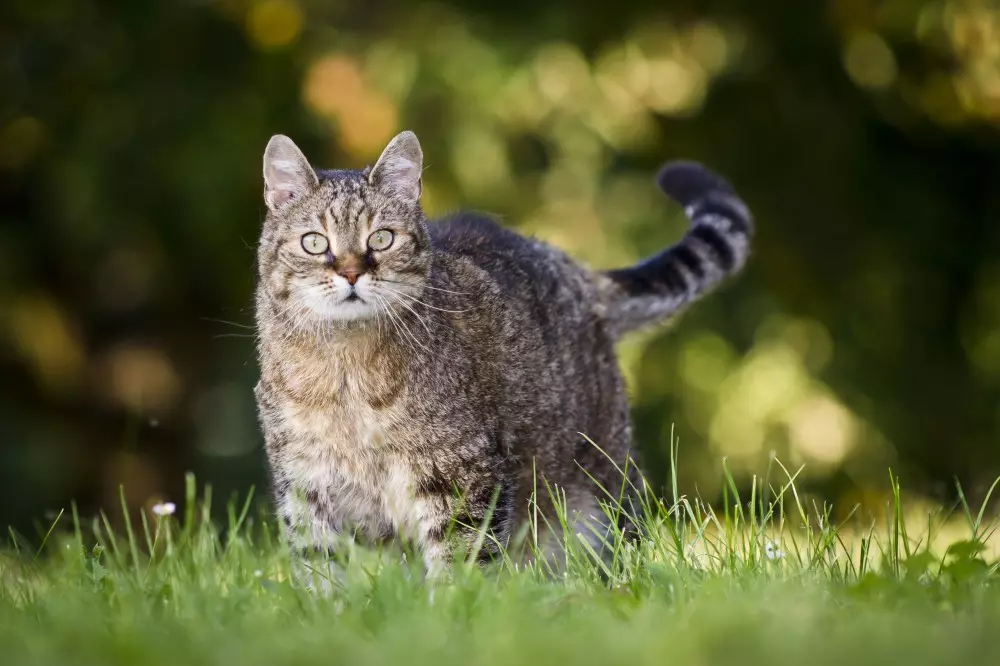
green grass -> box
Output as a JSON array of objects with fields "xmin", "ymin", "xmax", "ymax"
[{"xmin": 2, "ymin": 460, "xmax": 1000, "ymax": 666}]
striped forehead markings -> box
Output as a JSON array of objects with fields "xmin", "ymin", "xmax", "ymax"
[{"xmin": 354, "ymin": 200, "xmax": 369, "ymax": 228}]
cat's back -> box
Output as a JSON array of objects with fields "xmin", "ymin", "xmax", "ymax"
[
  {"xmin": 427, "ymin": 212, "xmax": 632, "ymax": 526},
  {"xmin": 428, "ymin": 212, "xmax": 594, "ymax": 310},
  {"xmin": 427, "ymin": 211, "xmax": 617, "ymax": 420}
]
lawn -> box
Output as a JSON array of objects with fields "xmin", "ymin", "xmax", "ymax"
[{"xmin": 2, "ymin": 463, "xmax": 999, "ymax": 666}]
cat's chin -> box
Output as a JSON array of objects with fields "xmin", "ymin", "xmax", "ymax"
[
  {"xmin": 303, "ymin": 296, "xmax": 378, "ymax": 323},
  {"xmin": 323, "ymin": 300, "xmax": 379, "ymax": 322}
]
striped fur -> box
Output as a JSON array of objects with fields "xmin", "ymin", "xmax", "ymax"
[{"xmin": 600, "ymin": 161, "xmax": 752, "ymax": 336}]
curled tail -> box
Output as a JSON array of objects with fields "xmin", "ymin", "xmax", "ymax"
[{"xmin": 600, "ymin": 161, "xmax": 753, "ymax": 336}]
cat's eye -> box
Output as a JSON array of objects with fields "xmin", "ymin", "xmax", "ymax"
[
  {"xmin": 301, "ymin": 233, "xmax": 329, "ymax": 255},
  {"xmin": 367, "ymin": 229, "xmax": 395, "ymax": 251}
]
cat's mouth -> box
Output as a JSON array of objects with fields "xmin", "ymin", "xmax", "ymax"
[{"xmin": 299, "ymin": 282, "xmax": 375, "ymax": 321}]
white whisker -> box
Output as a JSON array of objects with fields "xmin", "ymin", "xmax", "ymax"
[
  {"xmin": 202, "ymin": 317, "xmax": 256, "ymax": 330},
  {"xmin": 378, "ymin": 289, "xmax": 433, "ymax": 337},
  {"xmin": 378, "ymin": 294, "xmax": 428, "ymax": 356},
  {"xmin": 378, "ymin": 284, "xmax": 474, "ymax": 314},
  {"xmin": 380, "ymin": 279, "xmax": 470, "ymax": 296}
]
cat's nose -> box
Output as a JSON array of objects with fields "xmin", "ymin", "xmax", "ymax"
[{"xmin": 338, "ymin": 267, "xmax": 361, "ymax": 285}]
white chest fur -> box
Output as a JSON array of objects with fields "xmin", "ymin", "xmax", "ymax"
[{"xmin": 276, "ymin": 395, "xmax": 421, "ymax": 545}]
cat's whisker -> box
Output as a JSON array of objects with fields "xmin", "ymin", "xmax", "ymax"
[
  {"xmin": 392, "ymin": 312, "xmax": 432, "ymax": 355},
  {"xmin": 213, "ymin": 333, "xmax": 257, "ymax": 339},
  {"xmin": 377, "ymin": 294, "xmax": 427, "ymax": 356},
  {"xmin": 201, "ymin": 317, "xmax": 256, "ymax": 330},
  {"xmin": 272, "ymin": 299, "xmax": 318, "ymax": 340},
  {"xmin": 380, "ymin": 294, "xmax": 433, "ymax": 355},
  {"xmin": 379, "ymin": 279, "xmax": 470, "ymax": 296},
  {"xmin": 375, "ymin": 295, "xmax": 398, "ymax": 345},
  {"xmin": 378, "ymin": 284, "xmax": 474, "ymax": 314},
  {"xmin": 372, "ymin": 293, "xmax": 385, "ymax": 341},
  {"xmin": 375, "ymin": 296, "xmax": 402, "ymax": 347},
  {"xmin": 377, "ymin": 289, "xmax": 434, "ymax": 338},
  {"xmin": 374, "ymin": 295, "xmax": 397, "ymax": 338},
  {"xmin": 377, "ymin": 288, "xmax": 465, "ymax": 343}
]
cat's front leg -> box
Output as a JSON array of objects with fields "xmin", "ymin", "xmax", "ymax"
[
  {"xmin": 416, "ymin": 476, "xmax": 514, "ymax": 578},
  {"xmin": 276, "ymin": 485, "xmax": 346, "ymax": 593}
]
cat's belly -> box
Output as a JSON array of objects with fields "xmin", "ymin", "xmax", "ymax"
[{"xmin": 275, "ymin": 398, "xmax": 421, "ymax": 545}]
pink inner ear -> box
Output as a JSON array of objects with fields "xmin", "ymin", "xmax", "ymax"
[{"xmin": 266, "ymin": 187, "xmax": 295, "ymax": 209}]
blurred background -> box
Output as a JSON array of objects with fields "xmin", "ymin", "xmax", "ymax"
[{"xmin": 3, "ymin": 0, "xmax": 1000, "ymax": 536}]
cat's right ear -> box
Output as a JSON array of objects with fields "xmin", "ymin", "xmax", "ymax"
[{"xmin": 263, "ymin": 135, "xmax": 318, "ymax": 212}]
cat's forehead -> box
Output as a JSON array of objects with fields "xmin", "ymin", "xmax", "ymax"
[
  {"xmin": 316, "ymin": 169, "xmax": 407, "ymax": 224},
  {"xmin": 289, "ymin": 170, "xmax": 367, "ymax": 222},
  {"xmin": 318, "ymin": 168, "xmax": 367, "ymax": 190},
  {"xmin": 315, "ymin": 169, "xmax": 367, "ymax": 205},
  {"xmin": 269, "ymin": 166, "xmax": 407, "ymax": 233},
  {"xmin": 321, "ymin": 175, "xmax": 374, "ymax": 224}
]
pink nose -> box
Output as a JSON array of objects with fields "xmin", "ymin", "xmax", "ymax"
[{"xmin": 338, "ymin": 268, "xmax": 360, "ymax": 285}]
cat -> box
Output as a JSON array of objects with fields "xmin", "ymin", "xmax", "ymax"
[{"xmin": 253, "ymin": 130, "xmax": 751, "ymax": 578}]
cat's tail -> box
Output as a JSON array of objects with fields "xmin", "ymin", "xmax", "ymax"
[{"xmin": 598, "ymin": 161, "xmax": 752, "ymax": 337}]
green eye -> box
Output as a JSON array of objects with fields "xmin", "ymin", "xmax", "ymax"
[
  {"xmin": 301, "ymin": 233, "xmax": 329, "ymax": 255},
  {"xmin": 367, "ymin": 229, "xmax": 395, "ymax": 251}
]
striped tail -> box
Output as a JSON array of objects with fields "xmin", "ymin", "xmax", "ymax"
[{"xmin": 600, "ymin": 161, "xmax": 752, "ymax": 337}]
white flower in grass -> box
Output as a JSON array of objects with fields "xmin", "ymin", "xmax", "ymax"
[
  {"xmin": 764, "ymin": 540, "xmax": 784, "ymax": 560},
  {"xmin": 152, "ymin": 502, "xmax": 176, "ymax": 517},
  {"xmin": 684, "ymin": 544, "xmax": 704, "ymax": 569}
]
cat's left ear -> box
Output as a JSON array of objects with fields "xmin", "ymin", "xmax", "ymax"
[
  {"xmin": 369, "ymin": 130, "xmax": 422, "ymax": 203},
  {"xmin": 263, "ymin": 135, "xmax": 318, "ymax": 212}
]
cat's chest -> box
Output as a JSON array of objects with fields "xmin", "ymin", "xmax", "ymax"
[
  {"xmin": 281, "ymin": 394, "xmax": 399, "ymax": 483},
  {"xmin": 278, "ymin": 396, "xmax": 417, "ymax": 534}
]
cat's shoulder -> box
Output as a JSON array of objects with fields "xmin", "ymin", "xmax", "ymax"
[
  {"xmin": 428, "ymin": 211, "xmax": 529, "ymax": 253},
  {"xmin": 427, "ymin": 211, "xmax": 570, "ymax": 270}
]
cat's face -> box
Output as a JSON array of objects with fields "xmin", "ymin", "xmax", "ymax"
[{"xmin": 257, "ymin": 132, "xmax": 430, "ymax": 328}]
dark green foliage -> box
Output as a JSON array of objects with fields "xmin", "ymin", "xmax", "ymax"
[{"xmin": 2, "ymin": 0, "xmax": 1000, "ymax": 535}]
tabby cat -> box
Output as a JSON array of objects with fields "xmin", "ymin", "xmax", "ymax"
[{"xmin": 254, "ymin": 131, "xmax": 751, "ymax": 576}]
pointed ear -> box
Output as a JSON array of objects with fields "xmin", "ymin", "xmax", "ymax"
[
  {"xmin": 263, "ymin": 135, "xmax": 318, "ymax": 211},
  {"xmin": 368, "ymin": 131, "xmax": 423, "ymax": 203}
]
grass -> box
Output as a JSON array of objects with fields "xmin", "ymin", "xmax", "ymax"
[{"xmin": 2, "ymin": 455, "xmax": 1000, "ymax": 666}]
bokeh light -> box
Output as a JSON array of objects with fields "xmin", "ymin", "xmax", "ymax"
[
  {"xmin": 2, "ymin": 0, "xmax": 999, "ymax": 534},
  {"xmin": 246, "ymin": 0, "xmax": 303, "ymax": 51}
]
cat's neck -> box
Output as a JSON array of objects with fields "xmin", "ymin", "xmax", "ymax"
[{"xmin": 258, "ymin": 305, "xmax": 420, "ymax": 408}]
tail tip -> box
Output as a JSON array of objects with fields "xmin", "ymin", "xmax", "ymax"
[{"xmin": 656, "ymin": 161, "xmax": 735, "ymax": 207}]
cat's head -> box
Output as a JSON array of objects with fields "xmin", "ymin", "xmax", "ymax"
[{"xmin": 256, "ymin": 131, "xmax": 430, "ymax": 327}]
